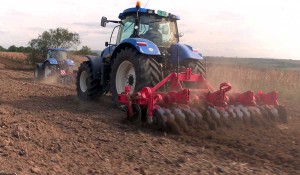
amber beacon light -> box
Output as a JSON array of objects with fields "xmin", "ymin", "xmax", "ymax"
[{"xmin": 136, "ymin": 1, "xmax": 141, "ymax": 8}]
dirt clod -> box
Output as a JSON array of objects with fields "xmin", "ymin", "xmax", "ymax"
[{"xmin": 30, "ymin": 167, "xmax": 41, "ymax": 174}]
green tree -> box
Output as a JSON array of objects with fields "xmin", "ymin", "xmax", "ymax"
[
  {"xmin": 77, "ymin": 45, "xmax": 98, "ymax": 56},
  {"xmin": 18, "ymin": 46, "xmax": 25, "ymax": 52},
  {"xmin": 8, "ymin": 45, "xmax": 17, "ymax": 52},
  {"xmin": 0, "ymin": 46, "xmax": 6, "ymax": 51},
  {"xmin": 24, "ymin": 46, "xmax": 33, "ymax": 53},
  {"xmin": 27, "ymin": 49, "xmax": 43, "ymax": 64},
  {"xmin": 28, "ymin": 28, "xmax": 80, "ymax": 64}
]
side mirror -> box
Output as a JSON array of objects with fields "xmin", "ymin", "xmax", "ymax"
[
  {"xmin": 178, "ymin": 32, "xmax": 184, "ymax": 37},
  {"xmin": 101, "ymin": 16, "xmax": 108, "ymax": 27},
  {"xmin": 105, "ymin": 42, "xmax": 109, "ymax": 47}
]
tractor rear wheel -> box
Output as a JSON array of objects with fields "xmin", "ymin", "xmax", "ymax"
[
  {"xmin": 181, "ymin": 59, "xmax": 206, "ymax": 88},
  {"xmin": 181, "ymin": 59, "xmax": 206, "ymax": 76},
  {"xmin": 76, "ymin": 61, "xmax": 102, "ymax": 100},
  {"xmin": 111, "ymin": 48, "xmax": 162, "ymax": 107}
]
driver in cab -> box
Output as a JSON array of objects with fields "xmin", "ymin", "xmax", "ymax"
[{"xmin": 142, "ymin": 23, "xmax": 162, "ymax": 45}]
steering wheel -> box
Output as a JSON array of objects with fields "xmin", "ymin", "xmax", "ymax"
[{"xmin": 144, "ymin": 32, "xmax": 162, "ymax": 45}]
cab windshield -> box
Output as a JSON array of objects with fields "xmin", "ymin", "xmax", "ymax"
[
  {"xmin": 118, "ymin": 14, "xmax": 178, "ymax": 47},
  {"xmin": 48, "ymin": 50, "xmax": 68, "ymax": 61},
  {"xmin": 139, "ymin": 14, "xmax": 178, "ymax": 47}
]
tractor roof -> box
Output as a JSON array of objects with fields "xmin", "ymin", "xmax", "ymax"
[
  {"xmin": 48, "ymin": 48, "xmax": 67, "ymax": 52},
  {"xmin": 118, "ymin": 7, "xmax": 180, "ymax": 20}
]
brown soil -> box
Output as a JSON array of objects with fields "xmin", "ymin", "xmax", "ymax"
[
  {"xmin": 0, "ymin": 57, "xmax": 32, "ymax": 70},
  {"xmin": 0, "ymin": 68, "xmax": 299, "ymax": 175}
]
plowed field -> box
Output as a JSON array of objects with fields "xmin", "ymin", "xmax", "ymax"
[{"xmin": 0, "ymin": 67, "xmax": 299, "ymax": 175}]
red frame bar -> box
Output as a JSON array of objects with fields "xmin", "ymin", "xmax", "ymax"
[{"xmin": 256, "ymin": 91, "xmax": 278, "ymax": 106}]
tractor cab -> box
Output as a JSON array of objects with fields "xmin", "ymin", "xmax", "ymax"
[
  {"xmin": 47, "ymin": 48, "xmax": 68, "ymax": 63},
  {"xmin": 101, "ymin": 1, "xmax": 181, "ymax": 48},
  {"xmin": 117, "ymin": 9, "xmax": 180, "ymax": 47},
  {"xmin": 45, "ymin": 48, "xmax": 74, "ymax": 68}
]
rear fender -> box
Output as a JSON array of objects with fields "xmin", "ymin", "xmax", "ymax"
[
  {"xmin": 170, "ymin": 43, "xmax": 203, "ymax": 65},
  {"xmin": 112, "ymin": 38, "xmax": 161, "ymax": 58},
  {"xmin": 85, "ymin": 55, "xmax": 102, "ymax": 79},
  {"xmin": 46, "ymin": 58, "xmax": 58, "ymax": 65}
]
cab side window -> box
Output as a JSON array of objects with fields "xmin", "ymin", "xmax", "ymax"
[{"xmin": 119, "ymin": 16, "xmax": 135, "ymax": 42}]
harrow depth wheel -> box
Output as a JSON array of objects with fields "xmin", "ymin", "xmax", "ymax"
[
  {"xmin": 152, "ymin": 108, "xmax": 166, "ymax": 131},
  {"xmin": 277, "ymin": 105, "xmax": 288, "ymax": 123},
  {"xmin": 127, "ymin": 104, "xmax": 142, "ymax": 123}
]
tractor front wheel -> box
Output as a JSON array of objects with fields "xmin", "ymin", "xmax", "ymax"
[
  {"xmin": 76, "ymin": 61, "xmax": 102, "ymax": 100},
  {"xmin": 44, "ymin": 62, "xmax": 54, "ymax": 78},
  {"xmin": 34, "ymin": 64, "xmax": 43, "ymax": 81},
  {"xmin": 111, "ymin": 48, "xmax": 162, "ymax": 107}
]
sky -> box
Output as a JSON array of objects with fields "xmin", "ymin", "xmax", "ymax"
[{"xmin": 0, "ymin": 0, "xmax": 300, "ymax": 59}]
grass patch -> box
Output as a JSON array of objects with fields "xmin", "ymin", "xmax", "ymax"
[{"xmin": 207, "ymin": 64, "xmax": 300, "ymax": 105}]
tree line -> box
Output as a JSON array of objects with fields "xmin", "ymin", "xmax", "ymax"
[
  {"xmin": 1, "ymin": 27, "xmax": 99, "ymax": 64},
  {"xmin": 0, "ymin": 45, "xmax": 33, "ymax": 53}
]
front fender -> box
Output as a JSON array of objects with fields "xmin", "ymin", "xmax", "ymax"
[
  {"xmin": 112, "ymin": 38, "xmax": 161, "ymax": 58},
  {"xmin": 170, "ymin": 43, "xmax": 203, "ymax": 65},
  {"xmin": 85, "ymin": 55, "xmax": 102, "ymax": 79},
  {"xmin": 101, "ymin": 46, "xmax": 116, "ymax": 59},
  {"xmin": 46, "ymin": 58, "xmax": 58, "ymax": 65},
  {"xmin": 64, "ymin": 59, "xmax": 75, "ymax": 66}
]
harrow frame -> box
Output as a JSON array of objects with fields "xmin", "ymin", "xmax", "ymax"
[{"xmin": 118, "ymin": 68, "xmax": 283, "ymax": 126}]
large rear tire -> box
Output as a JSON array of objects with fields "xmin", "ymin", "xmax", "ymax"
[
  {"xmin": 76, "ymin": 61, "xmax": 102, "ymax": 100},
  {"xmin": 181, "ymin": 59, "xmax": 206, "ymax": 76},
  {"xmin": 181, "ymin": 59, "xmax": 206, "ymax": 88},
  {"xmin": 111, "ymin": 48, "xmax": 162, "ymax": 107}
]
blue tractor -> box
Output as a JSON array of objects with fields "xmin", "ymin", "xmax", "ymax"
[
  {"xmin": 34, "ymin": 48, "xmax": 76, "ymax": 83},
  {"xmin": 76, "ymin": 2, "xmax": 205, "ymax": 106}
]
